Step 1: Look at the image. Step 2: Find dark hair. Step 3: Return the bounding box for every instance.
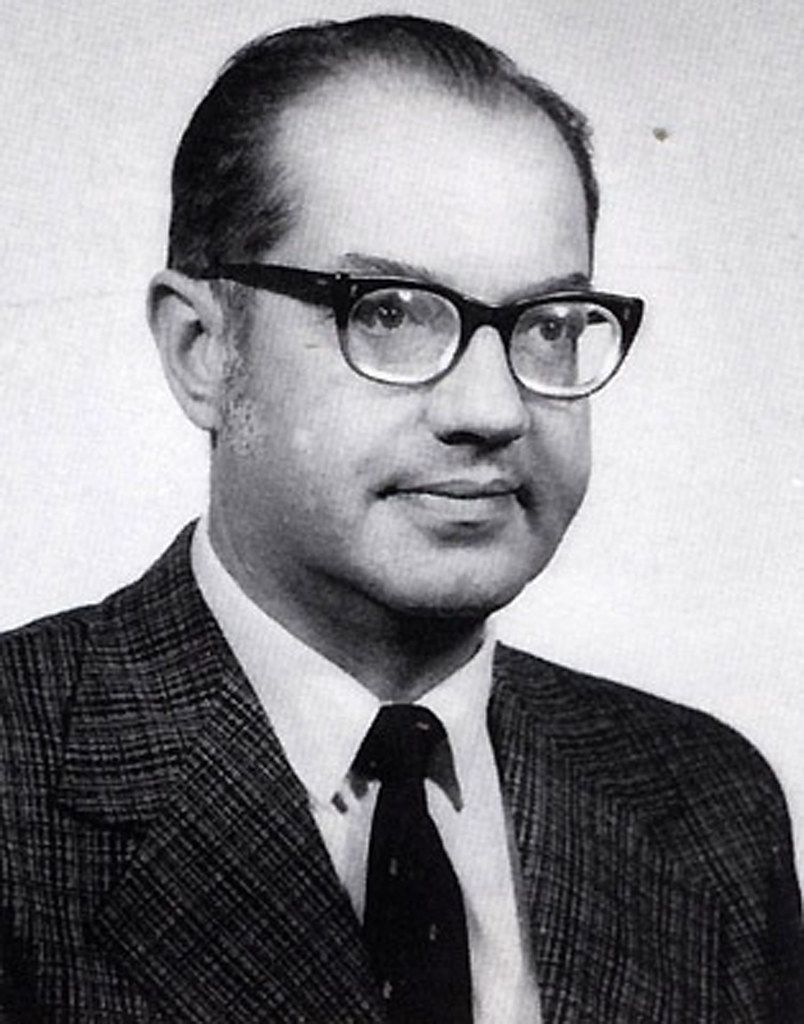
[168,14,599,273]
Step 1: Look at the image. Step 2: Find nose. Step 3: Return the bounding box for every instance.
[425,326,529,446]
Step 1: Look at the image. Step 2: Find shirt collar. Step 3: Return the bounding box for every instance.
[191,518,495,809]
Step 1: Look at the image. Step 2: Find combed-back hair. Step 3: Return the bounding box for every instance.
[168,14,599,273]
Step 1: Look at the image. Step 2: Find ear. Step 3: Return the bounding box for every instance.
[147,269,230,433]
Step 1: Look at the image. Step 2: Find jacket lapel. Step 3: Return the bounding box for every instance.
[55,528,385,1024]
[489,646,720,1024]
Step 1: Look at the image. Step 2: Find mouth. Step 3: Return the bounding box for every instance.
[383,477,526,502]
[380,477,530,527]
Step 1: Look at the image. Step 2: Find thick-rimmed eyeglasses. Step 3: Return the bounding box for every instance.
[197,263,644,399]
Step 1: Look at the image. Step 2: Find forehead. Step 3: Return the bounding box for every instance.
[269,68,589,298]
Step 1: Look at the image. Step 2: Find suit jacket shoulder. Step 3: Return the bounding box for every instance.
[493,641,791,849]
[489,644,803,1019]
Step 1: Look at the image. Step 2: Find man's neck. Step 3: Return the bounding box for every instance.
[206,515,486,702]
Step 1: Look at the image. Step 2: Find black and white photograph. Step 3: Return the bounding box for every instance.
[1,1,802,1020]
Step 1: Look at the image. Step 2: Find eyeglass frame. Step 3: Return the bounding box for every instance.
[195,262,644,399]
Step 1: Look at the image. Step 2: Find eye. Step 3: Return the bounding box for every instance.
[537,315,566,342]
[352,292,413,333]
[531,307,586,343]
[374,301,406,330]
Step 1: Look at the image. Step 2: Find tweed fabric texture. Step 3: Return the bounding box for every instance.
[1,525,802,1022]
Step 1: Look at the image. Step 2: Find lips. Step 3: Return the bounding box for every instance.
[396,479,519,500]
[380,474,532,510]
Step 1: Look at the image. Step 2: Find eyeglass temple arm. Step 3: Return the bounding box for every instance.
[196,263,337,305]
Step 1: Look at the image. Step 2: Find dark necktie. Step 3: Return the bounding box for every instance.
[353,704,473,1024]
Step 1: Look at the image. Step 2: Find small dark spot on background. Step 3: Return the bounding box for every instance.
[653,127,670,142]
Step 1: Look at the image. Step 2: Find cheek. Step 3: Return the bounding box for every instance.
[532,404,591,512]
[562,417,592,491]
[285,424,349,502]
[270,392,384,519]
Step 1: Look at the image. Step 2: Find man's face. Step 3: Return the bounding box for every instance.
[211,71,591,620]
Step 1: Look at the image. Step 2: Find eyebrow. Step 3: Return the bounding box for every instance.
[339,251,591,302]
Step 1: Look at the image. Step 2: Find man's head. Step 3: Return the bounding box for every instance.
[149,16,634,634]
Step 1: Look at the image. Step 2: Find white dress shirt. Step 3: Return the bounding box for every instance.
[191,520,541,1024]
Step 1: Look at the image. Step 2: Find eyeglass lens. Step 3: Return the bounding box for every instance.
[345,287,622,395]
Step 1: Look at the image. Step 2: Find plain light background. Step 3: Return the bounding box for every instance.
[2,0,802,877]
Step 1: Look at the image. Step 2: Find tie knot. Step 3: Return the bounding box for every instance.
[354,705,447,784]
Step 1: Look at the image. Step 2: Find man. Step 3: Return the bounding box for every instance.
[0,13,801,1023]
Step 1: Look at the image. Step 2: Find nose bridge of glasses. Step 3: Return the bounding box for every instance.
[460,298,520,348]
[451,303,527,399]
[453,300,525,392]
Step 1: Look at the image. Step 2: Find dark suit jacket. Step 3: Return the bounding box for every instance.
[1,526,801,1023]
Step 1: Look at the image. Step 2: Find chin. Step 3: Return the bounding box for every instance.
[371,552,547,621]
